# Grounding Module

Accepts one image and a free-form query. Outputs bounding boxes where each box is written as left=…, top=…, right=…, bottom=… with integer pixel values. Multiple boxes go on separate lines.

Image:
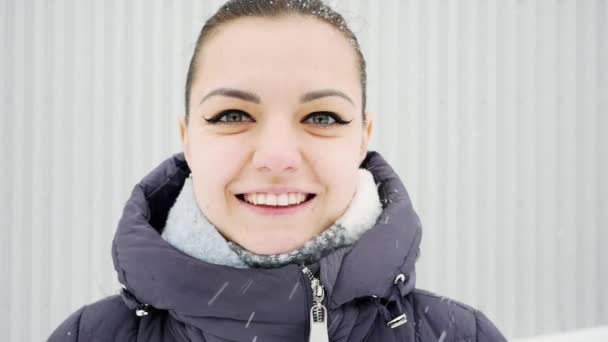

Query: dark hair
left=184, top=0, right=367, bottom=125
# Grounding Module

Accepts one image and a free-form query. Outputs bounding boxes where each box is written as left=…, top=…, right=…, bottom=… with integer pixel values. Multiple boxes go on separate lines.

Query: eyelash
left=203, top=109, right=352, bottom=127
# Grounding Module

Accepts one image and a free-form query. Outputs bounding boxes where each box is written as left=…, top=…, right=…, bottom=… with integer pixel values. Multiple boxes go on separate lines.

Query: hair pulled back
left=184, top=0, right=367, bottom=124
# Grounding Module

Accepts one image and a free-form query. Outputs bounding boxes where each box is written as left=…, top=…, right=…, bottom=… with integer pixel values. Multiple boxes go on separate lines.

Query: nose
left=252, top=119, right=302, bottom=175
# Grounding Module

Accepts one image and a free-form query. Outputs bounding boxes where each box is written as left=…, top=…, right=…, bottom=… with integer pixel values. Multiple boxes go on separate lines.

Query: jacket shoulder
left=48, top=295, right=139, bottom=342
left=409, top=289, right=506, bottom=341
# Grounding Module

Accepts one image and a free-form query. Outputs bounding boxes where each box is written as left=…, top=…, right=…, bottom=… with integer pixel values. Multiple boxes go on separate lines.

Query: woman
left=50, top=0, right=506, bottom=341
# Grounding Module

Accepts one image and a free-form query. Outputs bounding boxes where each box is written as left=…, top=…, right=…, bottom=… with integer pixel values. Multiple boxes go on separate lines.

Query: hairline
left=185, top=4, right=367, bottom=126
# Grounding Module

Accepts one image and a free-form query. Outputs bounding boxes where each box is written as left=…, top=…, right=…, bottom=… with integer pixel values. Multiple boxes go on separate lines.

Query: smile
left=235, top=192, right=316, bottom=207
left=236, top=192, right=316, bottom=216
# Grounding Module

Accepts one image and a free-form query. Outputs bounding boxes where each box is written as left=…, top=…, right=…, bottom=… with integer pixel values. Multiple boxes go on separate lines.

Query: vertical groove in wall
left=519, top=0, right=538, bottom=334
left=535, top=0, right=558, bottom=334
left=495, top=0, right=516, bottom=335
left=1, top=0, right=606, bottom=340
left=30, top=0, right=49, bottom=337
left=474, top=0, right=494, bottom=318
left=415, top=0, right=439, bottom=291
left=49, top=0, right=68, bottom=334
left=383, top=0, right=401, bottom=167
left=152, top=0, right=165, bottom=159
left=556, top=0, right=578, bottom=333
left=110, top=0, right=125, bottom=245
left=435, top=0, right=449, bottom=301
left=596, top=0, right=608, bottom=326
left=11, top=1, right=32, bottom=340
left=90, top=0, right=107, bottom=303
left=71, top=0, right=92, bottom=319
left=444, top=0, right=459, bottom=306
left=0, top=0, right=12, bottom=337
left=425, top=0, right=441, bottom=294
left=403, top=0, right=420, bottom=219
left=460, top=0, right=476, bottom=308
left=576, top=0, right=597, bottom=329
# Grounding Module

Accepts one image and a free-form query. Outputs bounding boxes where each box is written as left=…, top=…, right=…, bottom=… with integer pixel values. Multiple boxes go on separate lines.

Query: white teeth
left=243, top=192, right=310, bottom=206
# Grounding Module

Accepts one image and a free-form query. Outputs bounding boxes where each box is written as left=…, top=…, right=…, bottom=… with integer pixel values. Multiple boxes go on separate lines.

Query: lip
left=235, top=193, right=316, bottom=216
left=236, top=186, right=316, bottom=196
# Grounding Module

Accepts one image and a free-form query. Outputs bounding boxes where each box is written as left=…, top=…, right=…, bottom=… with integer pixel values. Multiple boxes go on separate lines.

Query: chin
left=241, top=234, right=307, bottom=255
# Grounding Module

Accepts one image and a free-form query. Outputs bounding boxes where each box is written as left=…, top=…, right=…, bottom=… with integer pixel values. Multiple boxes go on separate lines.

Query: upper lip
left=235, top=187, right=316, bottom=195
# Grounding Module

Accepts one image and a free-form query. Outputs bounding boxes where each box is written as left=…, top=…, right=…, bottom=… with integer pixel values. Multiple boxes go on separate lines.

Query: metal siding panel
left=495, top=0, right=518, bottom=335
left=474, top=0, right=499, bottom=322
left=1, top=0, right=13, bottom=338
left=576, top=0, right=598, bottom=329
left=556, top=0, right=578, bottom=333
left=535, top=0, right=560, bottom=334
left=10, top=0, right=32, bottom=340
left=596, top=0, right=608, bottom=327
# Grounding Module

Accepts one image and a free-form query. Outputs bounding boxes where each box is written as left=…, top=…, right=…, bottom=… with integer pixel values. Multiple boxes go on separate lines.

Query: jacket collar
left=111, top=151, right=422, bottom=333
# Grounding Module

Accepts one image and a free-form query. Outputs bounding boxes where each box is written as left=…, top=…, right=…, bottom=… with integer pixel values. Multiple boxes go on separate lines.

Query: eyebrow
left=300, top=89, right=354, bottom=106
left=200, top=88, right=261, bottom=104
left=199, top=87, right=355, bottom=106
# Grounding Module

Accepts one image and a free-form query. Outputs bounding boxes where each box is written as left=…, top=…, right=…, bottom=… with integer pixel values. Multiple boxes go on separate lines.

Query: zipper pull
left=303, top=267, right=330, bottom=342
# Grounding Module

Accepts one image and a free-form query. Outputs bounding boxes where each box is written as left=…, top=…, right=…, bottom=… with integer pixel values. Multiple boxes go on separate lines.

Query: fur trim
left=161, top=176, right=248, bottom=268
left=161, top=169, right=382, bottom=268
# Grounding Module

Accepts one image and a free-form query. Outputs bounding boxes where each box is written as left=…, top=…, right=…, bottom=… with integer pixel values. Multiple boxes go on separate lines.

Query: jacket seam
left=135, top=314, right=143, bottom=342
left=474, top=309, right=480, bottom=342
left=112, top=239, right=126, bottom=287
left=411, top=294, right=420, bottom=342
left=394, top=218, right=422, bottom=284
left=75, top=305, right=87, bottom=341
left=76, top=304, right=88, bottom=341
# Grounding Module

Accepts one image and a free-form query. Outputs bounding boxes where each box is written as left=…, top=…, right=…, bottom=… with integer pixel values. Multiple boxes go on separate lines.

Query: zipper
left=301, top=266, right=330, bottom=342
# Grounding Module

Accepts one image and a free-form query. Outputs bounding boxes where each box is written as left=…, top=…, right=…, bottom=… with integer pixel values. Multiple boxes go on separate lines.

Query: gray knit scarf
left=161, top=169, right=382, bottom=269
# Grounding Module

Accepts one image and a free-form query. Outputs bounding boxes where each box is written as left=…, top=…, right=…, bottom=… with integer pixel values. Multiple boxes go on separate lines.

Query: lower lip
left=236, top=196, right=315, bottom=216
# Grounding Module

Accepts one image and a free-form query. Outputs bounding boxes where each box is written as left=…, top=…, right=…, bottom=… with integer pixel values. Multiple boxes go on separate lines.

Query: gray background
left=1, top=0, right=606, bottom=340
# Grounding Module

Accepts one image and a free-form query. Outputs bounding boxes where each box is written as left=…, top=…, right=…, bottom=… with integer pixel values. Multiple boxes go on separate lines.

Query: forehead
left=194, top=15, right=360, bottom=102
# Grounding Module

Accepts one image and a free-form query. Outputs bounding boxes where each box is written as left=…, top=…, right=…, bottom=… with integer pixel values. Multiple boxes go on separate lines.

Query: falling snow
left=240, top=278, right=254, bottom=295
left=208, top=281, right=229, bottom=306
left=288, top=281, right=300, bottom=301
left=246, top=311, right=256, bottom=328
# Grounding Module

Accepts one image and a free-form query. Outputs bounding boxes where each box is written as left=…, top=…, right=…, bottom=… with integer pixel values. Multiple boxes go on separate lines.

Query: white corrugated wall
left=1, top=0, right=606, bottom=340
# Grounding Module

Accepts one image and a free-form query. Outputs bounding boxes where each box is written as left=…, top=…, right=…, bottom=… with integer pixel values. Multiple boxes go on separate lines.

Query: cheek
left=305, top=133, right=362, bottom=170
left=304, top=141, right=361, bottom=196
left=187, top=134, right=249, bottom=201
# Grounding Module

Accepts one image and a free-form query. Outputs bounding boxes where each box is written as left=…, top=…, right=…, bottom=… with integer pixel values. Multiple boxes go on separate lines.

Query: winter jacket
left=48, top=151, right=506, bottom=341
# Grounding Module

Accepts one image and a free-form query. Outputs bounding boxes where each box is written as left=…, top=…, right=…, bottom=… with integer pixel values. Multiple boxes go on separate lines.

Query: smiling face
left=179, top=15, right=373, bottom=255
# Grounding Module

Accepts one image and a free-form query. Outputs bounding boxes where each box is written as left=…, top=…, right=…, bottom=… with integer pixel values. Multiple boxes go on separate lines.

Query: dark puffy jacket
left=49, top=151, right=506, bottom=341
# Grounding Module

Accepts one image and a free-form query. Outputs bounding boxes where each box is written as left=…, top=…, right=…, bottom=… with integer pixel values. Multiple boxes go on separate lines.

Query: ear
left=179, top=114, right=191, bottom=162
left=359, top=112, right=374, bottom=164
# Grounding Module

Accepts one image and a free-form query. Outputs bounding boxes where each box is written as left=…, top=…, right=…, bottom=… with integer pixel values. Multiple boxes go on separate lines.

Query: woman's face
left=180, top=15, right=373, bottom=255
